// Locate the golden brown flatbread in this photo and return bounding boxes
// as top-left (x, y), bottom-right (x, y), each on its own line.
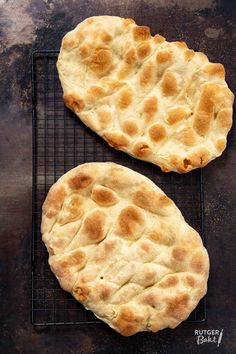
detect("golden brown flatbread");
top-left (57, 16), bottom-right (234, 173)
top-left (42, 162), bottom-right (209, 335)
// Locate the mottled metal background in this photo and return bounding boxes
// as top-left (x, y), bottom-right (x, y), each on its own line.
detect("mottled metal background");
top-left (0, 1), bottom-right (236, 353)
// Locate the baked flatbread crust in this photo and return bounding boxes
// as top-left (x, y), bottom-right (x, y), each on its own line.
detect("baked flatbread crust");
top-left (41, 162), bottom-right (209, 335)
top-left (57, 16), bottom-right (234, 173)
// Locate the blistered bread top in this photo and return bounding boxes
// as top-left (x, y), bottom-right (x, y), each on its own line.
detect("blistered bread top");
top-left (57, 16), bottom-right (234, 173)
top-left (41, 162), bottom-right (209, 335)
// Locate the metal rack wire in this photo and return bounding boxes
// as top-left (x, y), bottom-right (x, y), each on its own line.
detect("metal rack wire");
top-left (31, 51), bottom-right (206, 325)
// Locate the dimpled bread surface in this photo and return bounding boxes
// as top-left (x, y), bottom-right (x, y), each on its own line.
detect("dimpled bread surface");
top-left (41, 162), bottom-right (209, 336)
top-left (57, 16), bottom-right (234, 173)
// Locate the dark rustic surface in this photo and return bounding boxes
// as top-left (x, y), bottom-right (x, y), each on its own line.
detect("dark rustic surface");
top-left (0, 0), bottom-right (236, 353)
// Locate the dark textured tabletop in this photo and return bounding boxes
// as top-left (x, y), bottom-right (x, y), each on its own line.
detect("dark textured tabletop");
top-left (1, 1), bottom-right (236, 353)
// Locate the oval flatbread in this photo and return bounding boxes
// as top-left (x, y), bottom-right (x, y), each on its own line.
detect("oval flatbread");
top-left (57, 16), bottom-right (234, 173)
top-left (41, 162), bottom-right (209, 336)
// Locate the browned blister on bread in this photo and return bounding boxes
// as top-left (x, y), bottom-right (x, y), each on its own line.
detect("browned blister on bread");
top-left (57, 16), bottom-right (234, 173)
top-left (42, 162), bottom-right (209, 336)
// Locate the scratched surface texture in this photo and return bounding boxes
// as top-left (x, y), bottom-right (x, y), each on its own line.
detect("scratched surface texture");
top-left (0, 0), bottom-right (236, 353)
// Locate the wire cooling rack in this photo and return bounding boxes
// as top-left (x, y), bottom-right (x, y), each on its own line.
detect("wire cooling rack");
top-left (31, 50), bottom-right (206, 325)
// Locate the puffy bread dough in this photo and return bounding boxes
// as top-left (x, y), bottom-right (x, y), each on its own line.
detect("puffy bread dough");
top-left (41, 162), bottom-right (209, 336)
top-left (57, 16), bottom-right (234, 173)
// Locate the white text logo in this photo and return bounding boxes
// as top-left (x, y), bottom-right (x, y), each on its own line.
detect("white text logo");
top-left (194, 329), bottom-right (223, 346)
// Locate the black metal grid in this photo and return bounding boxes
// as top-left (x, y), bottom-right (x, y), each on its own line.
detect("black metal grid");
top-left (32, 50), bottom-right (206, 326)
